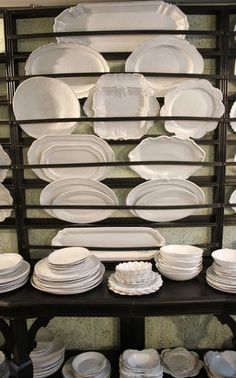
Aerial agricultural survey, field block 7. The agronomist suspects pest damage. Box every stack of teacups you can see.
[155,245,203,281]
[0,351,9,378]
[62,352,111,378]
[206,248,236,293]
[119,349,163,378]
[108,261,163,295]
[0,253,30,293]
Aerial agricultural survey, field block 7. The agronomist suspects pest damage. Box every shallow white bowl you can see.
[0,253,23,272]
[160,245,203,258]
[212,249,236,268]
[72,351,106,375]
[159,256,202,268]
[157,258,202,271]
[157,265,202,281]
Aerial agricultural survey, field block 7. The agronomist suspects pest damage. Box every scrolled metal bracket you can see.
[214,314,236,348]
[28,317,53,353]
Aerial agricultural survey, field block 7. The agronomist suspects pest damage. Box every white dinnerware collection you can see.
[108,261,163,295]
[155,245,203,281]
[160,347,203,377]
[31,247,105,295]
[119,349,163,378]
[30,328,65,378]
[0,146,12,223]
[62,351,111,378]
[0,253,30,293]
[0,351,10,378]
[206,248,236,294]
[204,350,236,378]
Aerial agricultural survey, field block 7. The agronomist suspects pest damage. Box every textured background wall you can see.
[0,9,236,351]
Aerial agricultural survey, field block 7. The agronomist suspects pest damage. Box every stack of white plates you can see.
[0,253,30,293]
[126,178,205,222]
[0,145,11,183]
[155,245,203,281]
[0,183,13,223]
[160,347,203,377]
[28,135,115,182]
[120,349,163,378]
[84,73,160,140]
[31,247,105,295]
[0,351,9,378]
[204,350,236,378]
[206,248,236,293]
[62,352,111,378]
[30,328,65,378]
[40,178,119,223]
[108,261,163,295]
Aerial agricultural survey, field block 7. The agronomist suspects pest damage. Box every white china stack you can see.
[206,248,236,293]
[160,347,203,378]
[0,351,10,378]
[62,352,111,378]
[31,247,105,295]
[30,328,65,378]
[0,253,30,293]
[108,261,163,295]
[204,350,236,378]
[119,349,163,378]
[155,245,203,281]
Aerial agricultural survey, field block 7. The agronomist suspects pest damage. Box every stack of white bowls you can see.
[160,347,203,377]
[30,328,65,378]
[204,350,236,378]
[155,245,203,281]
[108,261,163,295]
[206,248,236,293]
[0,351,9,378]
[119,349,163,378]
[0,253,30,293]
[62,352,111,378]
[31,247,105,295]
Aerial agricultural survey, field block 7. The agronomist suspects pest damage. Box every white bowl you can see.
[212,249,236,268]
[122,349,160,370]
[156,259,202,271]
[72,352,107,376]
[205,351,236,378]
[115,261,152,282]
[157,265,202,281]
[0,253,23,272]
[158,256,202,268]
[160,245,203,258]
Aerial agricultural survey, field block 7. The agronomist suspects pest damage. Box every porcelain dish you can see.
[0,145,11,183]
[84,73,160,140]
[62,353,111,378]
[120,348,163,377]
[52,226,165,261]
[0,183,13,222]
[160,348,203,378]
[161,79,225,139]
[28,135,114,182]
[128,136,206,179]
[204,350,236,378]
[25,42,109,98]
[229,189,236,213]
[125,36,204,96]
[13,77,81,138]
[230,101,236,132]
[54,1,189,52]
[0,254,30,293]
[126,179,205,222]
[40,178,119,223]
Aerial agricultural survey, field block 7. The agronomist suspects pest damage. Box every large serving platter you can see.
[161,79,225,139]
[25,43,109,98]
[54,1,189,52]
[128,136,206,180]
[40,178,119,223]
[125,36,204,96]
[28,135,114,182]
[0,145,11,183]
[126,179,205,222]
[13,77,80,138]
[52,227,166,261]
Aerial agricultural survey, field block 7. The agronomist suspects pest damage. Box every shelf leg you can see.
[120,317,145,350]
[9,319,33,378]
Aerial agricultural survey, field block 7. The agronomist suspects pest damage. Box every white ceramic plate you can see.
[0,261,30,284]
[128,136,206,179]
[229,190,236,212]
[0,145,11,183]
[40,178,118,221]
[125,36,204,96]
[52,226,165,261]
[28,134,114,182]
[54,1,189,52]
[0,253,22,271]
[13,77,80,139]
[48,247,90,267]
[161,79,225,139]
[230,101,236,132]
[25,43,109,98]
[0,184,13,222]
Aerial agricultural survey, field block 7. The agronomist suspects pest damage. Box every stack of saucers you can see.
[0,253,30,293]
[160,347,203,377]
[120,349,163,378]
[62,352,111,378]
[31,247,105,295]
[108,261,163,295]
[204,350,236,378]
[206,248,236,293]
[30,328,65,378]
[155,245,203,281]
[0,352,9,378]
